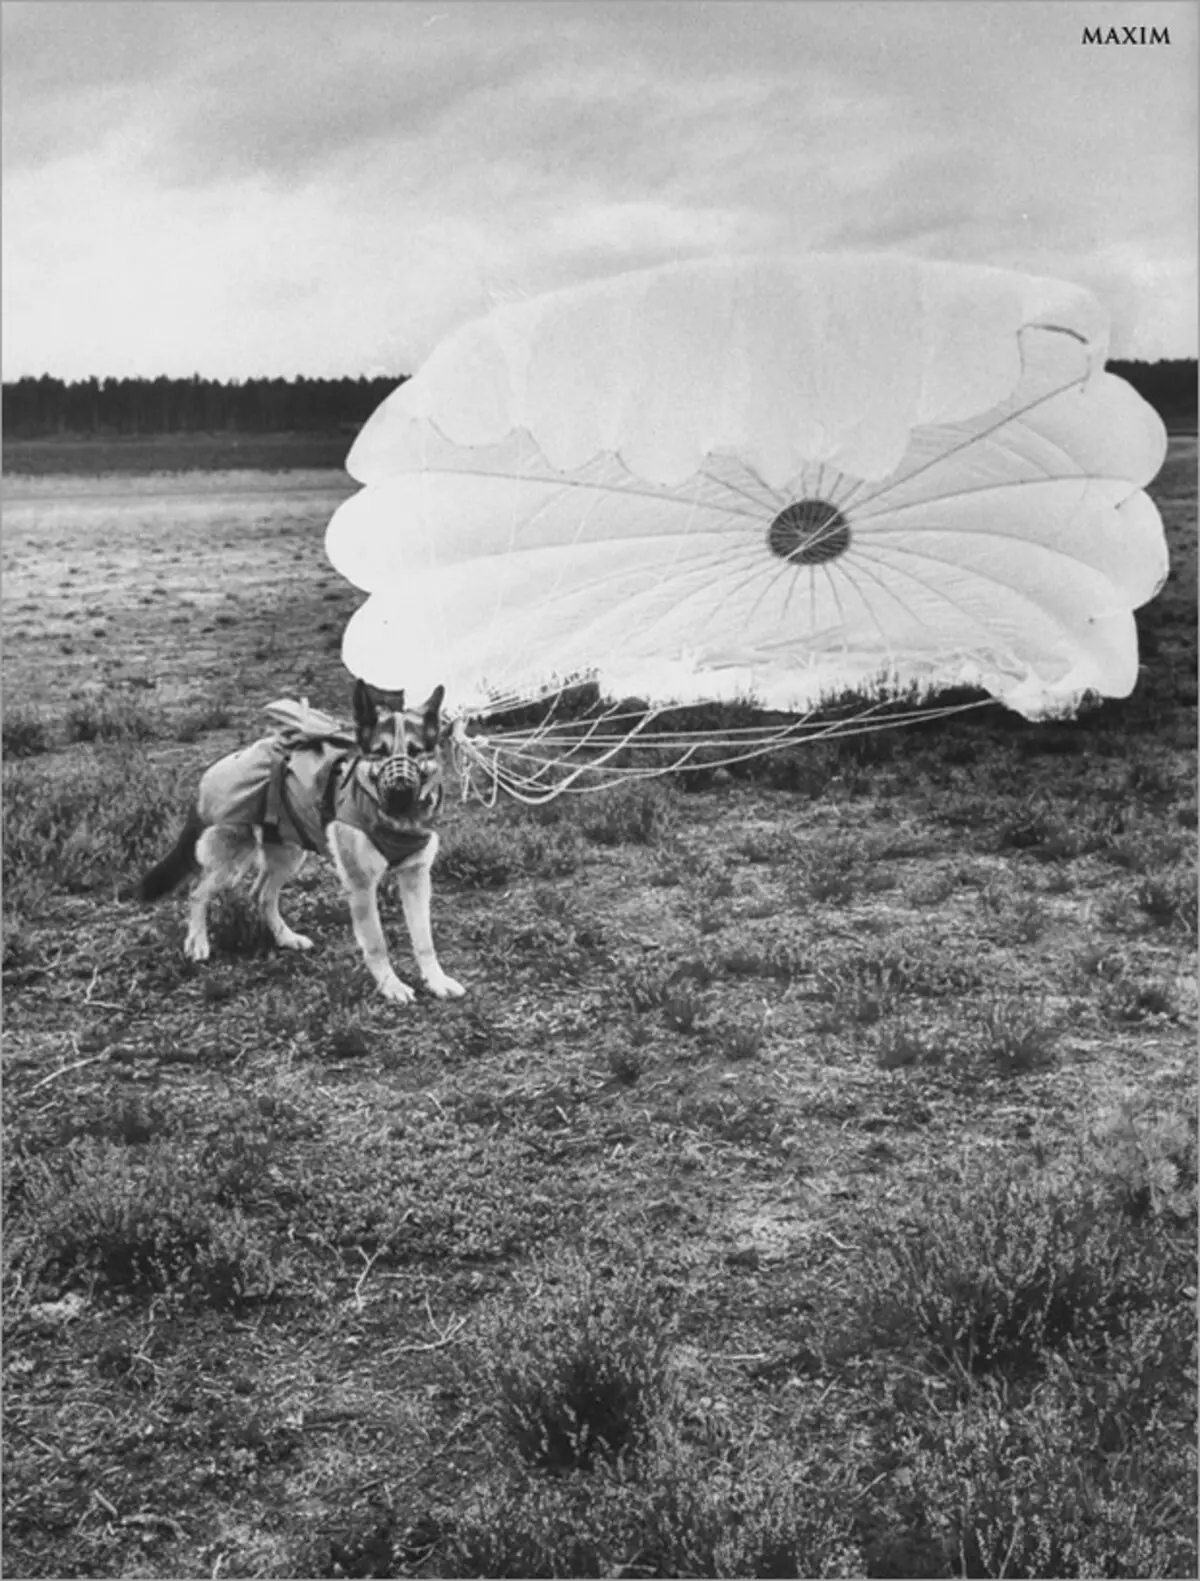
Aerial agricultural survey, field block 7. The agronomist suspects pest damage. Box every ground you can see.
[2,435,1196,1579]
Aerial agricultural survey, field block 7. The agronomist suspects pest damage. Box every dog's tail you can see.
[129,808,205,902]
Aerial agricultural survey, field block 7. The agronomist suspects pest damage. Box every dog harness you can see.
[202,733,437,867]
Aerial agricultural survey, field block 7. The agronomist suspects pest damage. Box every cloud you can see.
[2,0,1195,376]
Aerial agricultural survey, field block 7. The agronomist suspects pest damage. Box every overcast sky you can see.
[3,0,1195,380]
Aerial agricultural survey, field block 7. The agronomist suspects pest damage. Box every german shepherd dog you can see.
[135,681,465,1006]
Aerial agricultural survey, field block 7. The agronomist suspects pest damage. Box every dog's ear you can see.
[353,679,379,750]
[421,684,445,750]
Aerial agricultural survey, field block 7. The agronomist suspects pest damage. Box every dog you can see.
[135,680,465,1006]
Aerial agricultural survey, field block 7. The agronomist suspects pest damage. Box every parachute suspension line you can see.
[447,696,994,805]
[463,692,995,748]
[453,699,679,805]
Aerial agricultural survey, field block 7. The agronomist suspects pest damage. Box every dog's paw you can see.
[379,972,417,1005]
[423,971,466,1000]
[275,929,314,952]
[184,933,211,963]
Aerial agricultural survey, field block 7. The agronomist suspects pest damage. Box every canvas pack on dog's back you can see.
[196,728,433,867]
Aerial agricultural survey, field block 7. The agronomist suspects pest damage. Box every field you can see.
[3,430,358,478]
[3,439,1197,1579]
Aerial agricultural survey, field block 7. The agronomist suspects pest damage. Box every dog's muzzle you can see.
[375,754,439,817]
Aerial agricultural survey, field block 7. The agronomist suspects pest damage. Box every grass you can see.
[1,438,1196,1578]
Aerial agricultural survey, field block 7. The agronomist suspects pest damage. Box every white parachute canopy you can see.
[326,254,1168,723]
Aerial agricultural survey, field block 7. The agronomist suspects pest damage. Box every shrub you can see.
[1136,872,1198,934]
[813,954,903,1028]
[2,751,183,915]
[900,1373,1196,1579]
[1089,1098,1197,1225]
[607,1041,648,1085]
[662,980,705,1035]
[1099,970,1182,1025]
[996,802,1081,861]
[64,696,158,744]
[846,1157,1185,1390]
[875,1021,941,1070]
[720,943,775,977]
[1104,830,1186,874]
[736,830,800,866]
[471,1257,676,1474]
[981,888,1050,944]
[580,783,674,846]
[710,1006,771,1061]
[12,1135,283,1309]
[441,1430,865,1578]
[439,817,583,886]
[2,705,52,757]
[797,836,860,902]
[825,933,982,1004]
[616,957,714,1015]
[1127,753,1182,801]
[975,996,1058,1075]
[174,701,235,742]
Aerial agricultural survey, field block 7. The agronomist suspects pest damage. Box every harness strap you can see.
[264,743,288,835]
[320,751,356,831]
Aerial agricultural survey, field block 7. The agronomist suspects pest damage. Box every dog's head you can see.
[353,679,446,821]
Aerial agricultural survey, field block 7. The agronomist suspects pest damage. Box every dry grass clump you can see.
[64,696,159,744]
[471,1256,676,1474]
[974,995,1060,1076]
[579,782,675,846]
[438,814,584,886]
[845,1155,1188,1388]
[2,704,53,758]
[899,1372,1195,1580]
[7,1131,285,1312]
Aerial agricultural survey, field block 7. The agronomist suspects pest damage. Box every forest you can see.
[2,360,1195,440]
[1,372,405,440]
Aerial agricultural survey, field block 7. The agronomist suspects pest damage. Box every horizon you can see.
[5,349,1199,388]
[3,1,1196,382]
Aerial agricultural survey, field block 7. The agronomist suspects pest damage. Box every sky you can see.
[2,0,1196,380]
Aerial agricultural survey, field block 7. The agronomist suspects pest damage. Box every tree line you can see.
[1107,360,1197,428]
[1,373,407,440]
[2,361,1194,442]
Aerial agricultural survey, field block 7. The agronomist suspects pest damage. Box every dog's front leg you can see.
[396,834,465,1000]
[327,823,416,1004]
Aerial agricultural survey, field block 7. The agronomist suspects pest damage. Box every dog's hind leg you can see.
[185,825,257,962]
[254,841,313,952]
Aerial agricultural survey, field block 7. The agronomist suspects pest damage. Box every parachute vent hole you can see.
[767,499,851,565]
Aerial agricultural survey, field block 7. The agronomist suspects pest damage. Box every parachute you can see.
[325,254,1168,799]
